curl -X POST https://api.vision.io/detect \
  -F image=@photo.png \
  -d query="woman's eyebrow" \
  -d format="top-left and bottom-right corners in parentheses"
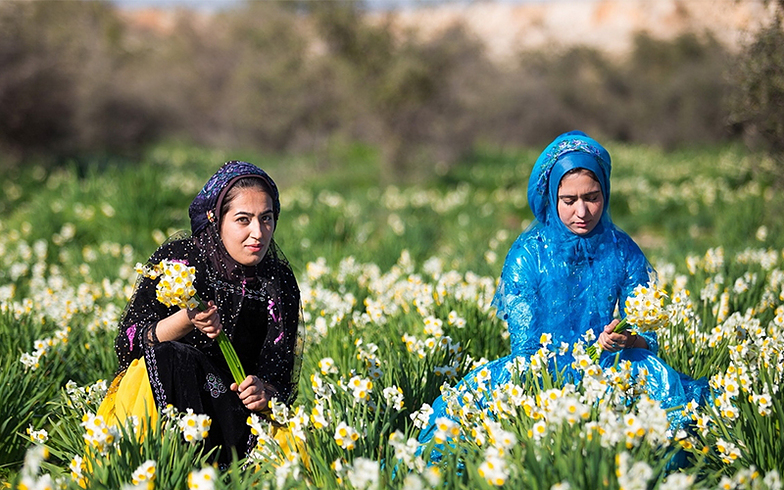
top-left (233, 208), bottom-right (274, 216)
top-left (559, 190), bottom-right (601, 199)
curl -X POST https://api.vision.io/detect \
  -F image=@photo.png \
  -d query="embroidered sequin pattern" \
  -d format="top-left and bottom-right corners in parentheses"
top-left (204, 373), bottom-right (227, 398)
top-left (535, 138), bottom-right (608, 198)
top-left (145, 346), bottom-right (168, 407)
top-left (127, 324), bottom-right (137, 350)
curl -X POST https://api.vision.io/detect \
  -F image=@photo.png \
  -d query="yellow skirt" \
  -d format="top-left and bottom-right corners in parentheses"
top-left (95, 358), bottom-right (306, 465)
top-left (97, 358), bottom-right (158, 430)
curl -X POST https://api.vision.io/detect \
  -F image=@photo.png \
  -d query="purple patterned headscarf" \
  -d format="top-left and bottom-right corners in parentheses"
top-left (189, 161), bottom-right (280, 235)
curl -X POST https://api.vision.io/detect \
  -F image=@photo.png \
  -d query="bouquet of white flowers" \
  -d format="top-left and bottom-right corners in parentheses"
top-left (586, 281), bottom-right (669, 362)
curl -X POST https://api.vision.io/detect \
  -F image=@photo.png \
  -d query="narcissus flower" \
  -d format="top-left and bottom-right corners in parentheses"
top-left (179, 409), bottom-right (211, 443)
top-left (334, 421), bottom-right (360, 450)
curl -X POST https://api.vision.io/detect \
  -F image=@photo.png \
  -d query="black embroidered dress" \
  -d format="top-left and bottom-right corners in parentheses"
top-left (114, 237), bottom-right (301, 460)
top-left (112, 161), bottom-right (302, 462)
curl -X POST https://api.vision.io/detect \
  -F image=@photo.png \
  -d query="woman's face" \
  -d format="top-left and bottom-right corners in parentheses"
top-left (556, 170), bottom-right (604, 235)
top-left (220, 188), bottom-right (275, 266)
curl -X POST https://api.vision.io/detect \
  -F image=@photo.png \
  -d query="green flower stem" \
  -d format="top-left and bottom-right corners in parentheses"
top-left (217, 330), bottom-right (247, 386)
top-left (193, 293), bottom-right (246, 386)
top-left (611, 317), bottom-right (629, 334)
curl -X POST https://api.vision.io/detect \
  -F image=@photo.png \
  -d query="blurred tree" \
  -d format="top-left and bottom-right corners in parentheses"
top-left (505, 46), bottom-right (622, 145)
top-left (310, 1), bottom-right (491, 183)
top-left (0, 2), bottom-right (79, 159)
top-left (373, 25), bottom-right (494, 181)
top-left (477, 34), bottom-right (732, 151)
top-left (0, 0), bottom-right (760, 178)
top-left (0, 1), bottom-right (169, 164)
top-left (621, 32), bottom-right (732, 149)
top-left (220, 3), bottom-right (322, 151)
top-left (726, 0), bottom-right (784, 177)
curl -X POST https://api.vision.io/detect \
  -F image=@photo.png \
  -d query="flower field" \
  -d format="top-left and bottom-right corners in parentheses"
top-left (1, 143), bottom-right (783, 489)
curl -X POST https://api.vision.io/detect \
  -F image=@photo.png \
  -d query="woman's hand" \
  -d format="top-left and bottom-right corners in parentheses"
top-left (597, 319), bottom-right (639, 353)
top-left (232, 376), bottom-right (278, 413)
top-left (188, 301), bottom-right (222, 339)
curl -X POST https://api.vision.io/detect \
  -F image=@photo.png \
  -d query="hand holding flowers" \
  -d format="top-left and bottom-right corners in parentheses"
top-left (586, 281), bottom-right (669, 362)
top-left (136, 259), bottom-right (206, 310)
top-left (598, 319), bottom-right (638, 353)
top-left (136, 259), bottom-right (247, 386)
top-left (235, 376), bottom-right (279, 413)
top-left (186, 302), bottom-right (222, 339)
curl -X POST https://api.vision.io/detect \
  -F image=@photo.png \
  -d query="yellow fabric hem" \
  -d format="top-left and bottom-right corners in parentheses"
top-left (96, 358), bottom-right (158, 432)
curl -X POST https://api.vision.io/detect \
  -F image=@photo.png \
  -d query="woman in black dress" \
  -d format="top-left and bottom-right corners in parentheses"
top-left (106, 161), bottom-right (302, 462)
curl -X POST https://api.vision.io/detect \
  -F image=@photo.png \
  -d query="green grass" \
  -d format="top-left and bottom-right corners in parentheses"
top-left (1, 141), bottom-right (783, 488)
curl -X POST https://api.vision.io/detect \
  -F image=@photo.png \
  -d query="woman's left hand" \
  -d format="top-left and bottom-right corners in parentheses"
top-left (597, 320), bottom-right (637, 353)
top-left (231, 375), bottom-right (279, 412)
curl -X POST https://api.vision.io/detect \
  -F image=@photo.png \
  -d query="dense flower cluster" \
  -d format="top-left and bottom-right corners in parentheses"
top-left (130, 460), bottom-right (156, 489)
top-left (15, 445), bottom-right (54, 490)
top-left (178, 409), bottom-right (212, 443)
top-left (187, 467), bottom-right (216, 490)
top-left (3, 181), bottom-right (784, 489)
top-left (80, 413), bottom-right (120, 455)
top-left (26, 426), bottom-right (48, 445)
top-left (624, 282), bottom-right (669, 332)
top-left (137, 259), bottom-right (202, 310)
top-left (586, 280), bottom-right (669, 361)
top-left (19, 326), bottom-right (69, 371)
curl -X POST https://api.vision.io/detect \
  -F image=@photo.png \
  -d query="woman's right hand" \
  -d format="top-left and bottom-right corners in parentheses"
top-left (598, 319), bottom-right (643, 352)
top-left (598, 319), bottom-right (625, 353)
top-left (187, 301), bottom-right (223, 339)
top-left (232, 376), bottom-right (278, 413)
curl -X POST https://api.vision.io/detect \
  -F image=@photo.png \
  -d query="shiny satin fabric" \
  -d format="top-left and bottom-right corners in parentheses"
top-left (418, 131), bottom-right (708, 446)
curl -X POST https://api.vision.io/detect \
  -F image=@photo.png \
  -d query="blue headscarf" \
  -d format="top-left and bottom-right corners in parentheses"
top-left (527, 130), bottom-right (611, 227)
top-left (524, 131), bottom-right (613, 262)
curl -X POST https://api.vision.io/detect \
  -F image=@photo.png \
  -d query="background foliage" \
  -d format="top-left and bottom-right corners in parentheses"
top-left (1, 0), bottom-right (782, 184)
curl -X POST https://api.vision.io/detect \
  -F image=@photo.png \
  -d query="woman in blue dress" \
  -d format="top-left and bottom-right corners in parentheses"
top-left (418, 131), bottom-right (708, 445)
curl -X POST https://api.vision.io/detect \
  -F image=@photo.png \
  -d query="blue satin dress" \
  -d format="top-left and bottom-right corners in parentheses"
top-left (418, 132), bottom-right (709, 446)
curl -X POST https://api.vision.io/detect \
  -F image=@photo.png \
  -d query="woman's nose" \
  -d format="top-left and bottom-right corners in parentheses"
top-left (249, 219), bottom-right (263, 238)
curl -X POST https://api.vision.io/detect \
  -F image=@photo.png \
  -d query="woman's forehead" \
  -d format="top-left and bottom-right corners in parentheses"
top-left (224, 187), bottom-right (273, 209)
top-left (558, 170), bottom-right (601, 190)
